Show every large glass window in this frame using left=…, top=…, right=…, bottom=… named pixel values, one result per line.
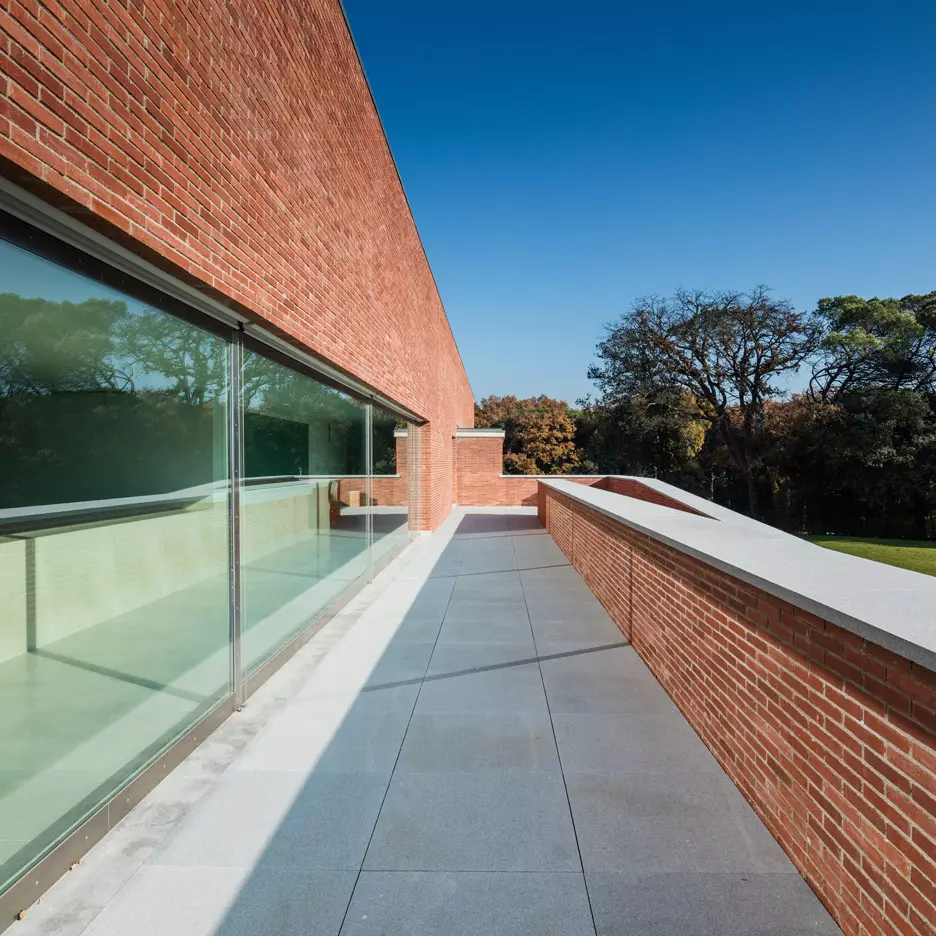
left=370, top=407, right=412, bottom=564
left=0, top=213, right=421, bottom=899
left=239, top=345, right=370, bottom=674
left=0, top=231, right=231, bottom=892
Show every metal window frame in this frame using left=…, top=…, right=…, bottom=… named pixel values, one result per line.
left=229, top=329, right=245, bottom=709
left=365, top=402, right=375, bottom=574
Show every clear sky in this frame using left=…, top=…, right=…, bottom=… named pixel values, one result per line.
left=344, top=0, right=936, bottom=405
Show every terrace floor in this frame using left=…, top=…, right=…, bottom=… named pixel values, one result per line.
left=17, top=508, right=842, bottom=936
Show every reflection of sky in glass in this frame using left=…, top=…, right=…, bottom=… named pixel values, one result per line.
left=2, top=238, right=366, bottom=412
left=2, top=238, right=134, bottom=307
left=2, top=237, right=191, bottom=392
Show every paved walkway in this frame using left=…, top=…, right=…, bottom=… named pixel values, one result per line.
left=18, top=508, right=842, bottom=936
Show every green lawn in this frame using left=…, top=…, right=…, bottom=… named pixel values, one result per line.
left=805, top=535, right=936, bottom=577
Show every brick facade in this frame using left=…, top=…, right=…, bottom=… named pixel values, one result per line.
left=455, top=435, right=513, bottom=504
left=8, top=4, right=935, bottom=929
left=0, top=0, right=473, bottom=529
left=540, top=483, right=936, bottom=936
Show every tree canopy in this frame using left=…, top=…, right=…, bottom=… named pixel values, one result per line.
left=573, top=285, right=936, bottom=539
left=809, top=292, right=936, bottom=399
left=475, top=394, right=580, bottom=475
left=589, top=287, right=820, bottom=517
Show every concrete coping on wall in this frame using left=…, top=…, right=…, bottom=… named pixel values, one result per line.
left=540, top=477, right=936, bottom=673
left=454, top=427, right=506, bottom=438
left=498, top=474, right=607, bottom=480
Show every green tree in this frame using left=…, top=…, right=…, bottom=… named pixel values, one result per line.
left=589, top=287, right=820, bottom=517
left=764, top=391, right=936, bottom=538
left=576, top=390, right=706, bottom=477
left=810, top=292, right=936, bottom=399
left=829, top=389, right=936, bottom=538
left=475, top=394, right=580, bottom=474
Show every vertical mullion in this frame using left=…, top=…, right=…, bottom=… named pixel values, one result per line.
left=413, top=424, right=421, bottom=534
left=365, top=401, right=374, bottom=577
left=229, top=328, right=244, bottom=707
left=408, top=424, right=416, bottom=538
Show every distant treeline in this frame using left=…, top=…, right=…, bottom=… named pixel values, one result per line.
left=476, top=288, right=936, bottom=540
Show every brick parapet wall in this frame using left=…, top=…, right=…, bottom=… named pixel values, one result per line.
left=0, top=0, right=472, bottom=530
left=453, top=435, right=606, bottom=506
left=452, top=434, right=710, bottom=513
left=539, top=483, right=936, bottom=936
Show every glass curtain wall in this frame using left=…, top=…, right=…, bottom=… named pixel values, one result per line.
left=0, top=215, right=418, bottom=897
left=239, top=344, right=370, bottom=674
left=0, top=230, right=232, bottom=893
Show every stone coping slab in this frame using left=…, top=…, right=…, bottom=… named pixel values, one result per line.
left=540, top=477, right=936, bottom=672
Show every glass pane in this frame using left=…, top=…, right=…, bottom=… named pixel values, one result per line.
left=0, top=234, right=232, bottom=891
left=370, top=408, right=412, bottom=565
left=240, top=347, right=369, bottom=674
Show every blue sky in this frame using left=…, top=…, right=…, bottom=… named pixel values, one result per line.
left=344, top=0, right=936, bottom=404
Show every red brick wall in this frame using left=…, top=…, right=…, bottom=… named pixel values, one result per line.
left=540, top=484, right=936, bottom=936
left=0, top=0, right=473, bottom=529
left=455, top=436, right=509, bottom=504
left=455, top=467, right=708, bottom=511
left=452, top=436, right=709, bottom=514
left=454, top=436, right=605, bottom=506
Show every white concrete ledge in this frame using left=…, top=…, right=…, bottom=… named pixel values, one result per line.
left=540, top=477, right=936, bottom=673
left=455, top=428, right=506, bottom=438
left=498, top=474, right=606, bottom=480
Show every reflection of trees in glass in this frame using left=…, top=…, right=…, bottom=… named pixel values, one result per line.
left=0, top=293, right=229, bottom=402
left=372, top=409, right=399, bottom=475
left=241, top=350, right=366, bottom=477
left=243, top=354, right=355, bottom=422
left=0, top=285, right=371, bottom=506
left=0, top=292, right=229, bottom=508
left=0, top=293, right=134, bottom=395
left=119, top=308, right=229, bottom=404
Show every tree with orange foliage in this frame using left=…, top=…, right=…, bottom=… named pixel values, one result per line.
left=475, top=394, right=580, bottom=475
